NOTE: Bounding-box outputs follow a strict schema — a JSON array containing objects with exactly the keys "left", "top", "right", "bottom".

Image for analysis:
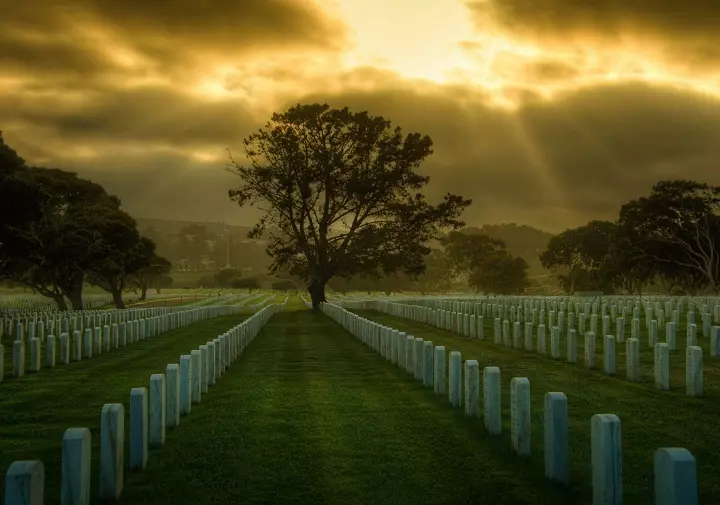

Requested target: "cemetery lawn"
[
  {"left": 0, "top": 313, "right": 249, "bottom": 504},
  {"left": 125, "top": 296, "right": 209, "bottom": 308},
  {"left": 120, "top": 309, "right": 581, "bottom": 505},
  {"left": 352, "top": 309, "right": 720, "bottom": 505}
]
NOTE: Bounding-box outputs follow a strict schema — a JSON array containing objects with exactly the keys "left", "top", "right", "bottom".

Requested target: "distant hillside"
[
  {"left": 459, "top": 223, "right": 555, "bottom": 277},
  {"left": 134, "top": 218, "right": 255, "bottom": 238},
  {"left": 133, "top": 217, "right": 555, "bottom": 286},
  {"left": 132, "top": 217, "right": 273, "bottom": 281}
]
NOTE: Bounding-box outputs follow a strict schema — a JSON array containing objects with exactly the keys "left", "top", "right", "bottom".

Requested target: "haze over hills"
[
  {"left": 134, "top": 218, "right": 255, "bottom": 238},
  {"left": 135, "top": 216, "right": 554, "bottom": 278}
]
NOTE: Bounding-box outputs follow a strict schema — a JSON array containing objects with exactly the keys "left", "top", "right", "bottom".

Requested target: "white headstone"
[
  {"left": 544, "top": 392, "right": 568, "bottom": 484},
  {"left": 591, "top": 413, "right": 622, "bottom": 505},
  {"left": 510, "top": 377, "right": 531, "bottom": 456},
  {"left": 464, "top": 360, "right": 479, "bottom": 418},
  {"left": 483, "top": 366, "right": 501, "bottom": 435}
]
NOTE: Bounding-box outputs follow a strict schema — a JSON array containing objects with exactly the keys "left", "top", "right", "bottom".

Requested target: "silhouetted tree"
[
  {"left": 153, "top": 274, "right": 174, "bottom": 293},
  {"left": 539, "top": 221, "right": 617, "bottom": 293},
  {"left": 271, "top": 279, "right": 296, "bottom": 290},
  {"left": 231, "top": 277, "right": 260, "bottom": 292},
  {"left": 215, "top": 268, "right": 242, "bottom": 288},
  {"left": 228, "top": 103, "right": 470, "bottom": 308},
  {"left": 618, "top": 180, "right": 720, "bottom": 294},
  {"left": 131, "top": 249, "right": 172, "bottom": 300},
  {"left": 468, "top": 253, "right": 529, "bottom": 294},
  {"left": 1, "top": 165, "right": 127, "bottom": 309},
  {"left": 443, "top": 230, "right": 528, "bottom": 294},
  {"left": 412, "top": 249, "right": 454, "bottom": 294},
  {"left": 87, "top": 217, "right": 154, "bottom": 309}
]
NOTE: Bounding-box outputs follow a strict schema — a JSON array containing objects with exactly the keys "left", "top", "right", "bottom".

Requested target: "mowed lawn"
[
  {"left": 120, "top": 309, "right": 579, "bottom": 505},
  {"left": 0, "top": 313, "right": 249, "bottom": 504},
  {"left": 351, "top": 308, "right": 720, "bottom": 505}
]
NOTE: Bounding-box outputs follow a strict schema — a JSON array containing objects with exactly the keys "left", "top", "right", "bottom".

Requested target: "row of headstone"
[
  {"left": 321, "top": 301, "right": 699, "bottom": 505},
  {"left": 0, "top": 290, "right": 249, "bottom": 341},
  {"left": 367, "top": 295, "right": 710, "bottom": 339},
  {"left": 364, "top": 300, "right": 714, "bottom": 397},
  {"left": 0, "top": 293, "right": 118, "bottom": 313},
  {"left": 366, "top": 296, "right": 720, "bottom": 348},
  {"left": 386, "top": 295, "right": 720, "bottom": 327},
  {"left": 2, "top": 301, "right": 284, "bottom": 504},
  {"left": 0, "top": 292, "right": 189, "bottom": 325},
  {"left": 1, "top": 291, "right": 252, "bottom": 340},
  {"left": 1, "top": 303, "right": 250, "bottom": 383}
]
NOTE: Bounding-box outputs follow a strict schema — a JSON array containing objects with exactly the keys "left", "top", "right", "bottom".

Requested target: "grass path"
[
  {"left": 352, "top": 309, "right": 720, "bottom": 505},
  {"left": 120, "top": 309, "right": 579, "bottom": 505},
  {"left": 0, "top": 314, "right": 248, "bottom": 503}
]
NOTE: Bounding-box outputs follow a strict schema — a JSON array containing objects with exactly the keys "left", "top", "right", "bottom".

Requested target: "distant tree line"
[
  {"left": 0, "top": 133, "right": 172, "bottom": 310},
  {"left": 328, "top": 230, "right": 530, "bottom": 295},
  {"left": 539, "top": 180, "right": 720, "bottom": 295}
]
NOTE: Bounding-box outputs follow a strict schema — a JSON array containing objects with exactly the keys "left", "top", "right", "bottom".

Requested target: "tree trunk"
[
  {"left": 60, "top": 270, "right": 85, "bottom": 311},
  {"left": 67, "top": 286, "right": 84, "bottom": 311},
  {"left": 308, "top": 277, "right": 327, "bottom": 309},
  {"left": 51, "top": 294, "right": 68, "bottom": 311},
  {"left": 112, "top": 288, "right": 126, "bottom": 309},
  {"left": 140, "top": 287, "right": 148, "bottom": 300}
]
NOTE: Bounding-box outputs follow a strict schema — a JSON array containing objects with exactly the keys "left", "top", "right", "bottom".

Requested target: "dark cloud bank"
[{"left": 2, "top": 0, "right": 720, "bottom": 233}]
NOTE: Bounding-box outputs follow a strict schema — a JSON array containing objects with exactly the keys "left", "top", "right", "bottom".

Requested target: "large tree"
[
  {"left": 539, "top": 220, "right": 618, "bottom": 293},
  {"left": 443, "top": 230, "right": 528, "bottom": 294},
  {"left": 231, "top": 277, "right": 260, "bottom": 292},
  {"left": 468, "top": 252, "right": 529, "bottom": 294},
  {"left": 618, "top": 180, "right": 720, "bottom": 294},
  {"left": 1, "top": 166, "right": 125, "bottom": 309},
  {"left": 442, "top": 231, "right": 506, "bottom": 275},
  {"left": 602, "top": 226, "right": 655, "bottom": 295},
  {"left": 87, "top": 227, "right": 156, "bottom": 309},
  {"left": 215, "top": 268, "right": 242, "bottom": 288},
  {"left": 228, "top": 103, "right": 471, "bottom": 308},
  {"left": 0, "top": 134, "right": 46, "bottom": 277},
  {"left": 131, "top": 247, "right": 173, "bottom": 300},
  {"left": 413, "top": 248, "right": 455, "bottom": 294}
]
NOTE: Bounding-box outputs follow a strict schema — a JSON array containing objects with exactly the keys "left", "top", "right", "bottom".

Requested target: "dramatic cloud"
[
  {"left": 1, "top": 0, "right": 344, "bottom": 74},
  {"left": 2, "top": 0, "right": 720, "bottom": 234},
  {"left": 469, "top": 0, "right": 720, "bottom": 42},
  {"left": 298, "top": 80, "right": 720, "bottom": 230},
  {"left": 466, "top": 0, "right": 720, "bottom": 71}
]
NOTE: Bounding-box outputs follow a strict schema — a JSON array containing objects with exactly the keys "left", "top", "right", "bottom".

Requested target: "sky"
[{"left": 3, "top": 0, "right": 720, "bottom": 233}]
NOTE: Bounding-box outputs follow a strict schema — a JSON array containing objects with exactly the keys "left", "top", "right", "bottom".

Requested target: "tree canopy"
[
  {"left": 131, "top": 249, "right": 173, "bottom": 300},
  {"left": 231, "top": 277, "right": 261, "bottom": 292},
  {"left": 540, "top": 179, "right": 720, "bottom": 295},
  {"left": 0, "top": 135, "right": 171, "bottom": 309},
  {"left": 442, "top": 230, "right": 529, "bottom": 294},
  {"left": 228, "top": 103, "right": 471, "bottom": 307}
]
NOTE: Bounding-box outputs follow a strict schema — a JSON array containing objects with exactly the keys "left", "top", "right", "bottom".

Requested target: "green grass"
[
  {"left": 4, "top": 300, "right": 711, "bottom": 504},
  {"left": 350, "top": 308, "right": 720, "bottom": 505},
  {"left": 0, "top": 314, "right": 248, "bottom": 504},
  {"left": 124, "top": 295, "right": 210, "bottom": 308},
  {"left": 119, "top": 308, "right": 579, "bottom": 505}
]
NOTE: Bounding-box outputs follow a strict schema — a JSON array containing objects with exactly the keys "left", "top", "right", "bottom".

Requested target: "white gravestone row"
[
  {"left": 2, "top": 301, "right": 282, "bottom": 504},
  {"left": 321, "top": 300, "right": 700, "bottom": 505},
  {"left": 1, "top": 303, "right": 250, "bottom": 382},
  {"left": 362, "top": 297, "right": 713, "bottom": 397}
]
